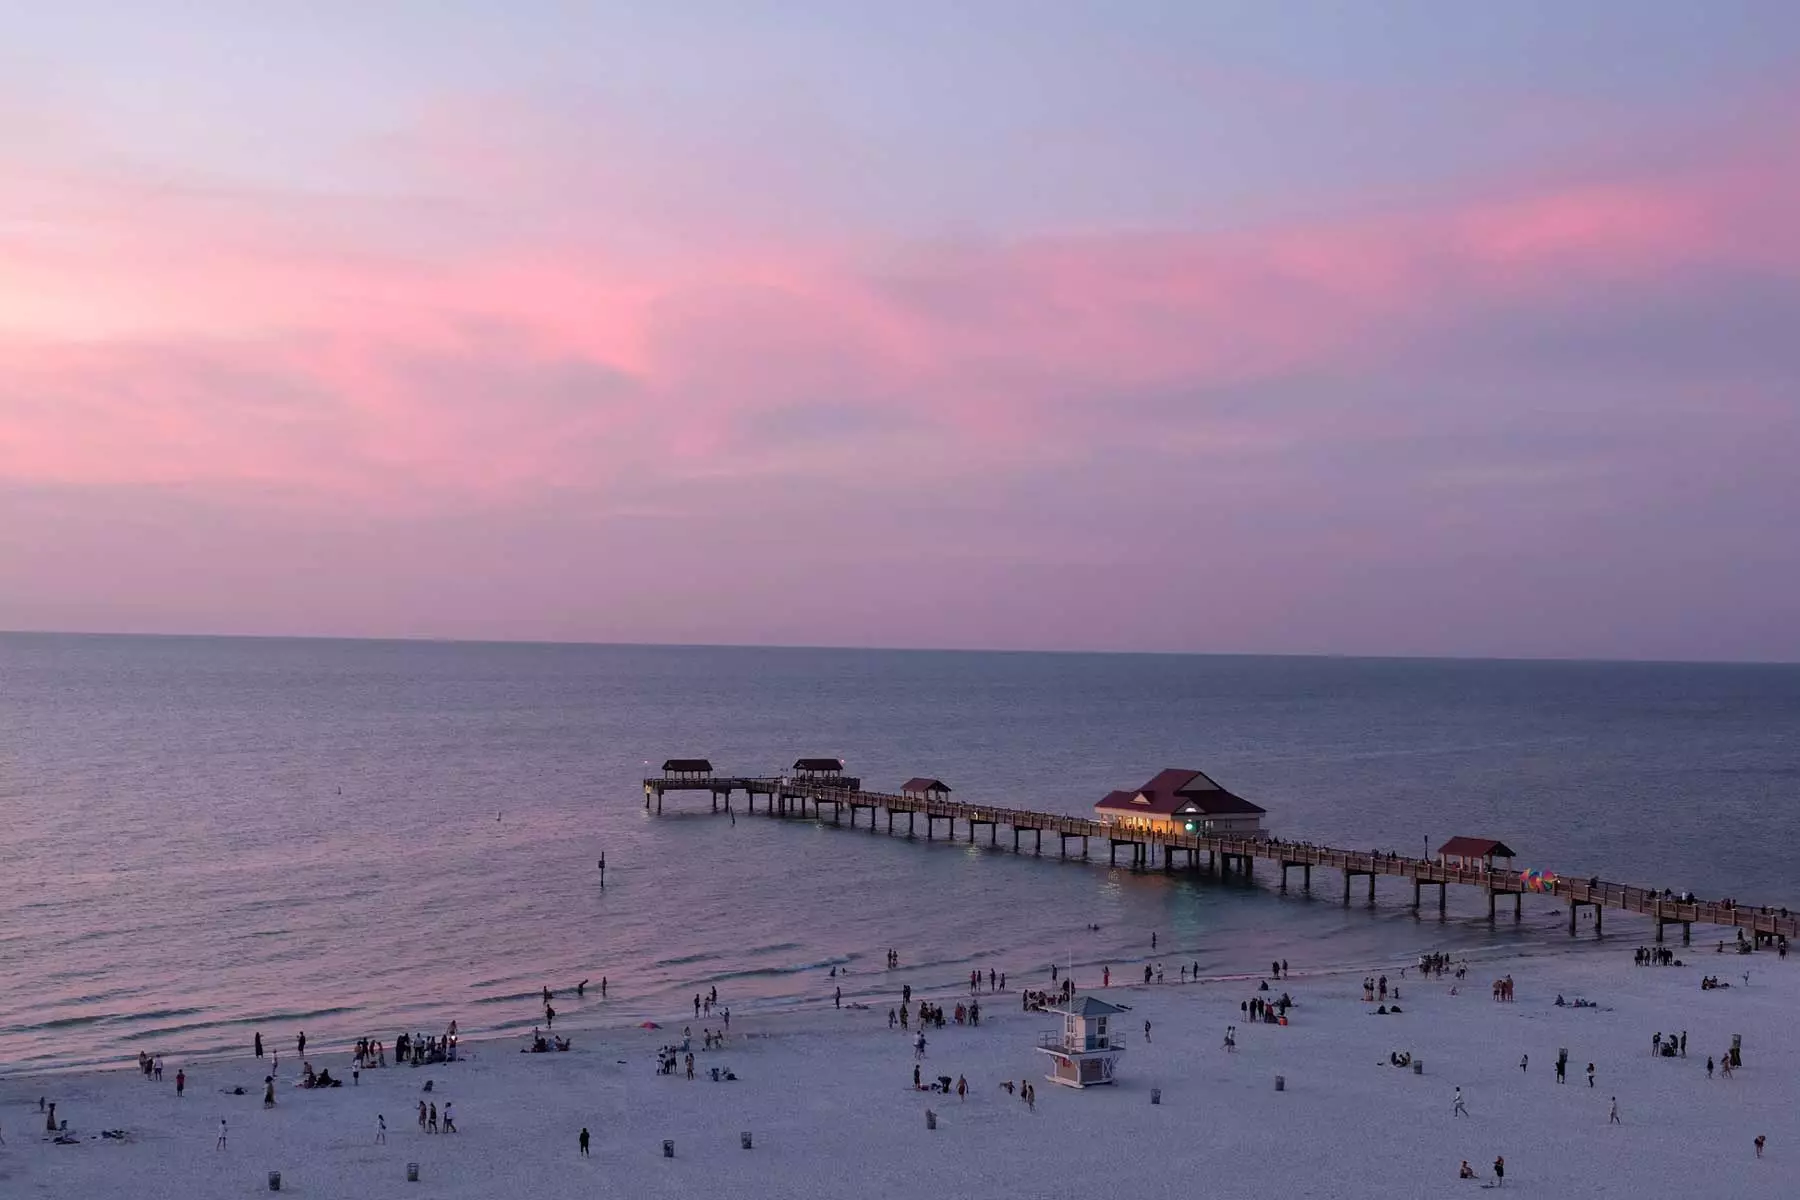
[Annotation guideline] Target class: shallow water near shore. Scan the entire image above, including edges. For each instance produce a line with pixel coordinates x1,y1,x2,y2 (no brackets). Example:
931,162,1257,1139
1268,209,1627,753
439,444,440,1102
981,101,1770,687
2,633,1796,1073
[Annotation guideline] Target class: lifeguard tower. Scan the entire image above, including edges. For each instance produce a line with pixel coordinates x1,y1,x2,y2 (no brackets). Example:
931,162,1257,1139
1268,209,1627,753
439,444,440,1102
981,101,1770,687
1036,995,1127,1088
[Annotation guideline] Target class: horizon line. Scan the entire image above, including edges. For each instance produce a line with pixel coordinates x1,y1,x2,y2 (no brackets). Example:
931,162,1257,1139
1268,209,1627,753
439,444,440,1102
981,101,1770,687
2,626,1795,669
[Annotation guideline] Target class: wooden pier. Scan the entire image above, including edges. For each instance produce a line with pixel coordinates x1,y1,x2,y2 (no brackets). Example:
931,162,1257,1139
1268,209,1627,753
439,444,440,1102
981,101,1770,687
642,764,1798,944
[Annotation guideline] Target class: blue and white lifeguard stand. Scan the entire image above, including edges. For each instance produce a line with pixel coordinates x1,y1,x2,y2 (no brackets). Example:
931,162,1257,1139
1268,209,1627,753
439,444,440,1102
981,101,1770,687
1036,995,1127,1088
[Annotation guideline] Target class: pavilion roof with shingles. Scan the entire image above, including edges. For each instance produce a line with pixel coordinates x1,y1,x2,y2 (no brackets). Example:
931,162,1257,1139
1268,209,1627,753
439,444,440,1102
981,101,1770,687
1437,836,1517,860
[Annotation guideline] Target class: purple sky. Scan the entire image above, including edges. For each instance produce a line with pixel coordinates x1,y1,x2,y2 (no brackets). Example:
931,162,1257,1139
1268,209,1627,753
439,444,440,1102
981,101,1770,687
2,2,1798,659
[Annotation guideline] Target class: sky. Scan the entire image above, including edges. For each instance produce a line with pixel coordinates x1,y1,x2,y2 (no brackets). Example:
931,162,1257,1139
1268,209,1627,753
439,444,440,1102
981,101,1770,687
2,1,1798,660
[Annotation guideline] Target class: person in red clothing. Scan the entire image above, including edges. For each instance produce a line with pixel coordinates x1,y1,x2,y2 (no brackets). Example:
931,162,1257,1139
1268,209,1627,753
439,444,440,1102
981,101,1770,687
176,1069,186,1097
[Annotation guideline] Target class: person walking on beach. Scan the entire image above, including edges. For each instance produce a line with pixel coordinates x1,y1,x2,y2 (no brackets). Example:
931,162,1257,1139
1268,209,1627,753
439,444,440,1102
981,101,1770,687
1144,1020,1152,1043
376,1114,386,1144
216,1119,228,1150
1609,1097,1620,1124
297,1031,306,1057
956,1075,967,1101
418,1100,428,1131
1680,1031,1687,1057
264,1079,275,1108
579,1127,590,1156
1587,1063,1596,1087
1706,1056,1715,1078
1755,1135,1766,1157
1519,1054,1528,1073
1452,1087,1468,1117
1493,1156,1504,1186
176,1069,186,1098
835,987,841,1009
428,1102,438,1133
443,1101,456,1133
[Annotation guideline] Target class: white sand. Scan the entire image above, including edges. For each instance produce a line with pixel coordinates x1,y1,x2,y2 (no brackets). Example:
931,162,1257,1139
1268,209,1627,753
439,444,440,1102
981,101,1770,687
2,944,1794,1198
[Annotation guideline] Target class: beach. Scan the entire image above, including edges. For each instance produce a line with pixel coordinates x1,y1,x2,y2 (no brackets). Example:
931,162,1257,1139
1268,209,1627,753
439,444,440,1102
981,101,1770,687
4,943,1793,1199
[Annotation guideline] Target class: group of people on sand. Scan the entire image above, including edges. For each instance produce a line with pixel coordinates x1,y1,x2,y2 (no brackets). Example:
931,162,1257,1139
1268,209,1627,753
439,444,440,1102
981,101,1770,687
1635,946,1678,966
1362,975,1396,1003
967,968,1006,992
415,1098,456,1133
1458,1156,1505,1184
888,998,963,1030
997,1078,1037,1110
1417,952,1466,979
1242,993,1291,1023
396,1028,458,1065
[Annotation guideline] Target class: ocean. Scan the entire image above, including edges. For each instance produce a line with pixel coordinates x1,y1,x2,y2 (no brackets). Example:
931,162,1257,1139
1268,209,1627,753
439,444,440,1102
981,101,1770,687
1,633,1796,1074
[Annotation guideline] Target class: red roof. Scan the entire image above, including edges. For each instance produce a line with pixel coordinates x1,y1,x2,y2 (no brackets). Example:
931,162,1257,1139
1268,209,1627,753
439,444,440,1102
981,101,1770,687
1437,837,1516,860
1094,769,1265,816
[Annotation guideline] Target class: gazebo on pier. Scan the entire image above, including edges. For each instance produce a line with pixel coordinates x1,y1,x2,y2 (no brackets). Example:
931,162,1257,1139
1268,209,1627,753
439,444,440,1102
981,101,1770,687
792,758,846,782
900,778,952,801
1436,837,1517,871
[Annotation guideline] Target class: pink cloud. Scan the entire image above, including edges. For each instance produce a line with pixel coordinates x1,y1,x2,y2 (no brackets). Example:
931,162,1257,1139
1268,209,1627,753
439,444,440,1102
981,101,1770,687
3,95,1797,516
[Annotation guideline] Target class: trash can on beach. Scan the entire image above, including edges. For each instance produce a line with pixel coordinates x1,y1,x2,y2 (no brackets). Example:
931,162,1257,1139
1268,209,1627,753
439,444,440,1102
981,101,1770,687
1150,1088,1161,1105
268,1171,281,1191
406,1162,420,1182
1413,1061,1423,1075
1275,1075,1285,1092
926,1109,937,1130
663,1139,675,1158
741,1131,753,1150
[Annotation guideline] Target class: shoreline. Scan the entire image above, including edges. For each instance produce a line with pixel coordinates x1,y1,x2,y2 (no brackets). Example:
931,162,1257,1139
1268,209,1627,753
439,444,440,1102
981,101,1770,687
0,932,1660,1086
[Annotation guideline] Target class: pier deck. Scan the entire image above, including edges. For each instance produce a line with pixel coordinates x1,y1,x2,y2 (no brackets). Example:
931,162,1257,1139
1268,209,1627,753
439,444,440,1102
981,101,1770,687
642,773,1797,943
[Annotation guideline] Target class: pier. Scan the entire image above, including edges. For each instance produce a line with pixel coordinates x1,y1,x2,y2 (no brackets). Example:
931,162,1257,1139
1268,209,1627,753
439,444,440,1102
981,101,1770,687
643,761,1798,944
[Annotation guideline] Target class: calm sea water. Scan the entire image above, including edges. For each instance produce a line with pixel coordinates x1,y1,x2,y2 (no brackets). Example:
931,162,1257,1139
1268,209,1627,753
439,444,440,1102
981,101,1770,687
1,634,1796,1073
